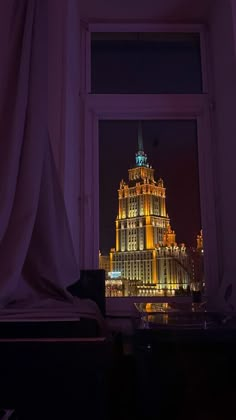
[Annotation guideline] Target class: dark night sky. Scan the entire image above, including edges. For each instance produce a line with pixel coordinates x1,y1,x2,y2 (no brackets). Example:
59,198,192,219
91,33,202,94
93,33,202,254
99,120,202,254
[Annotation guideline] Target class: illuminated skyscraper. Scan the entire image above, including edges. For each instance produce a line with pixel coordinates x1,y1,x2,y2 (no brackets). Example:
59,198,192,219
110,123,189,294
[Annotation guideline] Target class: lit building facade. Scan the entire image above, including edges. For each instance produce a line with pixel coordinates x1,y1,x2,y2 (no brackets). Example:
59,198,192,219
191,230,204,290
110,124,190,294
99,251,110,277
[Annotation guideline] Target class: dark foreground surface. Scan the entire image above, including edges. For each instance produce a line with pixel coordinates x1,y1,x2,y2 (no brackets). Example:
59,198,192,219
0,320,236,420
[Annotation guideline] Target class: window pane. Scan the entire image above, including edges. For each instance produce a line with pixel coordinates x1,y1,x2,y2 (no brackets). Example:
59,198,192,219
92,33,202,93
99,120,204,297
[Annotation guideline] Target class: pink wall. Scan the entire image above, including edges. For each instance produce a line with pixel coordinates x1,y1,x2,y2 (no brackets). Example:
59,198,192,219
231,0,236,57
48,0,81,265
209,0,236,308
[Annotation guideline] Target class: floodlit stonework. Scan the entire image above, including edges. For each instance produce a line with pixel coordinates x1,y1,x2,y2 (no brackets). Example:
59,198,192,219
110,124,190,295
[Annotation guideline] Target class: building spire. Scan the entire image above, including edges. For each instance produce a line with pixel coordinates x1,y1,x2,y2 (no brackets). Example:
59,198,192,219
138,121,144,152
135,121,148,167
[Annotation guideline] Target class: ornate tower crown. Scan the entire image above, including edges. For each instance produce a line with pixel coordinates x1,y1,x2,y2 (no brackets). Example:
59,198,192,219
135,122,149,167
129,121,154,182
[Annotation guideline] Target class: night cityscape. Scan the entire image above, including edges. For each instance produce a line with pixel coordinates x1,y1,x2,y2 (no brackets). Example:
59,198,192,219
0,1,236,419
99,121,204,296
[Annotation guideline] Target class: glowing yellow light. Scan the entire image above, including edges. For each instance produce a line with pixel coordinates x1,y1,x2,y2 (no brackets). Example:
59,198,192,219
145,303,153,313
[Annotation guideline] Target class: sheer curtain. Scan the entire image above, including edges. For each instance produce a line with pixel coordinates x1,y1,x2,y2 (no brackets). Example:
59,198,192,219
0,0,101,322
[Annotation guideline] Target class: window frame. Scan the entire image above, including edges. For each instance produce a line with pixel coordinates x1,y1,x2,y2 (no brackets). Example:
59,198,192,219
79,23,219,307
84,23,209,95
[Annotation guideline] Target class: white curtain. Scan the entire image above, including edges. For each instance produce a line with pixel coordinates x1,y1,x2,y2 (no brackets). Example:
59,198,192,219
0,1,84,311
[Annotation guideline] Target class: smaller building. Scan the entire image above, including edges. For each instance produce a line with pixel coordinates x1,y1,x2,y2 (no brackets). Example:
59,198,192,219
99,251,110,277
191,230,204,291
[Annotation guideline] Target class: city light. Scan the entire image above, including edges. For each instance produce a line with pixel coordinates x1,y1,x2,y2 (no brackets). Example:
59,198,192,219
99,124,204,297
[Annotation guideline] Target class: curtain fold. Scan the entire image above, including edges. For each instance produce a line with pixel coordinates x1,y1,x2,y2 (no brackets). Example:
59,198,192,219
0,0,80,307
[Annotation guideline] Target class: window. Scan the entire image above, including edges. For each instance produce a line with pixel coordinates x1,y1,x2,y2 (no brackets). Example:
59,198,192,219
80,23,218,303
99,117,210,297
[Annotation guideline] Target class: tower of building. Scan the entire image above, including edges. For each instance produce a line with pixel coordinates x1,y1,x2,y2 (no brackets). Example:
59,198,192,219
116,122,169,254
110,123,189,293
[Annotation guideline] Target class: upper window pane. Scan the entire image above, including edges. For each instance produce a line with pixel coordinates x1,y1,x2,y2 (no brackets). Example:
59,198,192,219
91,32,202,94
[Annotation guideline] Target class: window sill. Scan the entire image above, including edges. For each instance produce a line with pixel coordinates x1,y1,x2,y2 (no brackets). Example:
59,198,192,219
106,295,192,318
